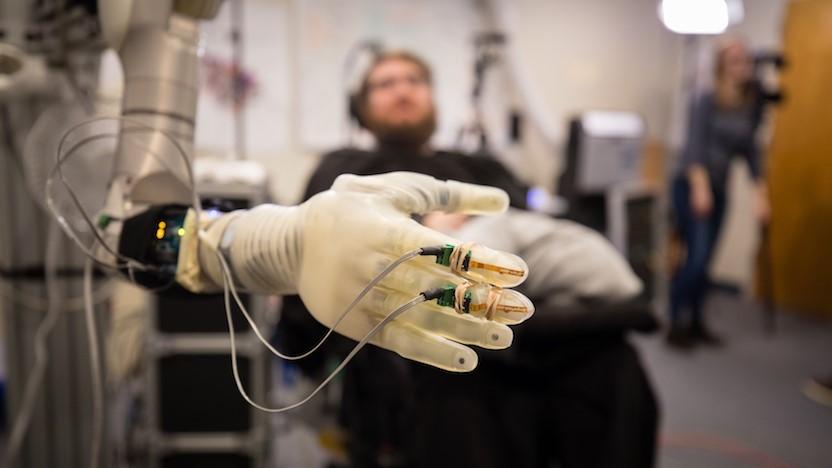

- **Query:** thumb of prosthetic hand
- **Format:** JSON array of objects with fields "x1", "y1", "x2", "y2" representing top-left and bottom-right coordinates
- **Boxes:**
[{"x1": 178, "y1": 172, "x2": 533, "y2": 372}]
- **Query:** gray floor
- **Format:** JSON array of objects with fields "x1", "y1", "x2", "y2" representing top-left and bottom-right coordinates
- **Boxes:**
[{"x1": 635, "y1": 293, "x2": 832, "y2": 468}]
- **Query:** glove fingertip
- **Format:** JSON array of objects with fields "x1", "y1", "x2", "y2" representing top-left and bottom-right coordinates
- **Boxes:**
[{"x1": 446, "y1": 181, "x2": 509, "y2": 215}]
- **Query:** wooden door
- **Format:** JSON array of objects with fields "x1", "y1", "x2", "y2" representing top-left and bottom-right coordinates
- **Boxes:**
[{"x1": 765, "y1": 0, "x2": 832, "y2": 318}]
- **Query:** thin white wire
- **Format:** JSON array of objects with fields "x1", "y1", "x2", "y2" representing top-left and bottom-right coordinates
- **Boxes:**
[
  {"x1": 45, "y1": 116, "x2": 202, "y2": 273},
  {"x1": 48, "y1": 133, "x2": 132, "y2": 267},
  {"x1": 219, "y1": 251, "x2": 425, "y2": 413},
  {"x1": 218, "y1": 245, "x2": 422, "y2": 361},
  {"x1": 53, "y1": 117, "x2": 193, "y2": 246},
  {"x1": 83, "y1": 258, "x2": 104, "y2": 468},
  {"x1": 45, "y1": 132, "x2": 147, "y2": 272},
  {"x1": 1, "y1": 222, "x2": 65, "y2": 468},
  {"x1": 52, "y1": 127, "x2": 188, "y2": 265}
]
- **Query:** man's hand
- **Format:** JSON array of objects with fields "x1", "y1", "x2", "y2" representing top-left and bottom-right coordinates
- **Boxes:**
[
  {"x1": 755, "y1": 182, "x2": 771, "y2": 224},
  {"x1": 691, "y1": 183, "x2": 713, "y2": 218}
]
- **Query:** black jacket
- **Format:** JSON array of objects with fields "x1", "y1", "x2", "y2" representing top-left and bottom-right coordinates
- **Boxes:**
[{"x1": 302, "y1": 146, "x2": 528, "y2": 208}]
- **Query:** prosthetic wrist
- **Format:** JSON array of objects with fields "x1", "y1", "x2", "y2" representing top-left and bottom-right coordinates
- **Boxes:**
[{"x1": 177, "y1": 204, "x2": 304, "y2": 295}]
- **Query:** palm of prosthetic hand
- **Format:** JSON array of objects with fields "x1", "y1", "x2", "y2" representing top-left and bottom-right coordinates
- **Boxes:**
[{"x1": 295, "y1": 172, "x2": 532, "y2": 372}]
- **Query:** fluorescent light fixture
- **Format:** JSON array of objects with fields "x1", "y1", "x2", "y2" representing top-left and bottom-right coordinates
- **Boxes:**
[
  {"x1": 659, "y1": 0, "x2": 730, "y2": 35},
  {"x1": 726, "y1": 0, "x2": 745, "y2": 25}
]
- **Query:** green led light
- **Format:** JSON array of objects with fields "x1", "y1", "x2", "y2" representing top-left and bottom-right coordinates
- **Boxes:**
[{"x1": 97, "y1": 214, "x2": 112, "y2": 229}]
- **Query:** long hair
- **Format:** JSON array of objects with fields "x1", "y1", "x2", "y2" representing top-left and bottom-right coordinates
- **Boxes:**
[{"x1": 712, "y1": 36, "x2": 753, "y2": 103}]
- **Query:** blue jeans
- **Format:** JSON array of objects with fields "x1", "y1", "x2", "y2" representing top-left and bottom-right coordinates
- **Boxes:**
[{"x1": 670, "y1": 176, "x2": 726, "y2": 325}]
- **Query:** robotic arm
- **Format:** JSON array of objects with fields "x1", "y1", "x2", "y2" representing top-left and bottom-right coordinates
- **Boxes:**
[
  {"x1": 99, "y1": 0, "x2": 211, "y2": 207},
  {"x1": 94, "y1": 0, "x2": 533, "y2": 372}
]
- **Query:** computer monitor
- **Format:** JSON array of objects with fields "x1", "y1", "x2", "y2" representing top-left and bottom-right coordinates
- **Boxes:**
[{"x1": 560, "y1": 110, "x2": 645, "y2": 196}]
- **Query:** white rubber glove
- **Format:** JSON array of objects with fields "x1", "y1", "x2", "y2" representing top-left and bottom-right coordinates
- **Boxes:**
[{"x1": 177, "y1": 172, "x2": 533, "y2": 372}]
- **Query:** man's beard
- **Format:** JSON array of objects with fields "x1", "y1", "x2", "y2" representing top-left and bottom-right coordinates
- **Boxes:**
[{"x1": 364, "y1": 109, "x2": 437, "y2": 148}]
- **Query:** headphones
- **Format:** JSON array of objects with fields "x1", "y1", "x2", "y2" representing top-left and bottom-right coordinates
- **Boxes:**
[
  {"x1": 347, "y1": 89, "x2": 367, "y2": 129},
  {"x1": 344, "y1": 40, "x2": 384, "y2": 129}
]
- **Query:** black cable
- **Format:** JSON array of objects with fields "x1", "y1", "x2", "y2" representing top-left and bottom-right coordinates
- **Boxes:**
[
  {"x1": 418, "y1": 245, "x2": 445, "y2": 257},
  {"x1": 421, "y1": 287, "x2": 446, "y2": 301}
]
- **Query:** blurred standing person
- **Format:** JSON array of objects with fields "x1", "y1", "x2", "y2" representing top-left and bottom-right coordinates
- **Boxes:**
[{"x1": 668, "y1": 38, "x2": 770, "y2": 348}]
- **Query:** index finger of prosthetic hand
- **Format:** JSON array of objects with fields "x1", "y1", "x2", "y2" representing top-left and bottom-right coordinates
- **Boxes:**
[
  {"x1": 398, "y1": 221, "x2": 529, "y2": 288},
  {"x1": 370, "y1": 259, "x2": 534, "y2": 324},
  {"x1": 332, "y1": 172, "x2": 509, "y2": 215}
]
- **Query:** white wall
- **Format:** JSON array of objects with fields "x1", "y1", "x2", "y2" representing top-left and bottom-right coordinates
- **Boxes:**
[{"x1": 508, "y1": 0, "x2": 682, "y2": 144}]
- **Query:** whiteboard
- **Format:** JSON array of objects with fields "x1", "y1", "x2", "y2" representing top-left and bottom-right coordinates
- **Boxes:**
[
  {"x1": 195, "y1": 0, "x2": 292, "y2": 156},
  {"x1": 193, "y1": 0, "x2": 479, "y2": 154}
]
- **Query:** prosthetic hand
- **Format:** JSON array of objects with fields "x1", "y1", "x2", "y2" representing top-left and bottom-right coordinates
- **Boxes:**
[{"x1": 178, "y1": 172, "x2": 533, "y2": 372}]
